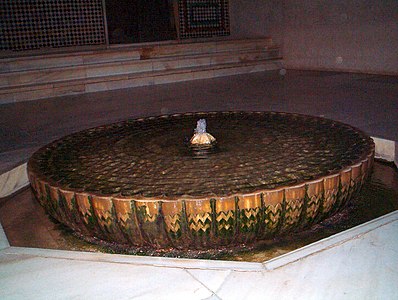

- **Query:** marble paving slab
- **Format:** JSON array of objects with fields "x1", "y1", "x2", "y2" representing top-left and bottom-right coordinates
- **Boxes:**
[{"x1": 0, "y1": 211, "x2": 396, "y2": 299}]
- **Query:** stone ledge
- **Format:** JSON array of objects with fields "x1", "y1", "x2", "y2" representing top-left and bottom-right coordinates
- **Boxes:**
[
  {"x1": 0, "y1": 59, "x2": 283, "y2": 103},
  {"x1": 0, "y1": 38, "x2": 281, "y2": 104}
]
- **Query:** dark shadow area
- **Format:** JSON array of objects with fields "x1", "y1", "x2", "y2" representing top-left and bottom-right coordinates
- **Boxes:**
[{"x1": 106, "y1": 0, "x2": 177, "y2": 44}]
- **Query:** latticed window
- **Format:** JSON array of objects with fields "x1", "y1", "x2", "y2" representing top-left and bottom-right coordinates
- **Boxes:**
[
  {"x1": 0, "y1": 0, "x2": 231, "y2": 51},
  {"x1": 0, "y1": 0, "x2": 106, "y2": 51},
  {"x1": 178, "y1": 0, "x2": 230, "y2": 39}
]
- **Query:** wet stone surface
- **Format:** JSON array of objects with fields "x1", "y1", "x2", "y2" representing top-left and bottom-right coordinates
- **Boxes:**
[{"x1": 29, "y1": 111, "x2": 373, "y2": 198}]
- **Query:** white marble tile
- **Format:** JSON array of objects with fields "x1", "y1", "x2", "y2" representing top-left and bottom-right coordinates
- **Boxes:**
[
  {"x1": 151, "y1": 44, "x2": 202, "y2": 57},
  {"x1": 85, "y1": 76, "x2": 154, "y2": 93},
  {"x1": 0, "y1": 163, "x2": 28, "y2": 198},
  {"x1": 178, "y1": 57, "x2": 212, "y2": 68},
  {"x1": 12, "y1": 87, "x2": 55, "y2": 102},
  {"x1": 0, "y1": 223, "x2": 10, "y2": 250},
  {"x1": 2, "y1": 214, "x2": 395, "y2": 299},
  {"x1": 215, "y1": 42, "x2": 258, "y2": 53},
  {"x1": 264, "y1": 211, "x2": 398, "y2": 270},
  {"x1": 187, "y1": 269, "x2": 231, "y2": 294},
  {"x1": 8, "y1": 56, "x2": 84, "y2": 72},
  {"x1": 192, "y1": 69, "x2": 215, "y2": 80},
  {"x1": 373, "y1": 136, "x2": 395, "y2": 162},
  {"x1": 213, "y1": 65, "x2": 251, "y2": 77},
  {"x1": 0, "y1": 256, "x2": 211, "y2": 300},
  {"x1": 218, "y1": 218, "x2": 398, "y2": 300},
  {"x1": 83, "y1": 50, "x2": 141, "y2": 64},
  {"x1": 213, "y1": 271, "x2": 268, "y2": 300},
  {"x1": 86, "y1": 61, "x2": 153, "y2": 77},
  {"x1": 53, "y1": 84, "x2": 85, "y2": 97},
  {"x1": 152, "y1": 59, "x2": 180, "y2": 71},
  {"x1": 152, "y1": 72, "x2": 193, "y2": 85},
  {"x1": 7, "y1": 68, "x2": 86, "y2": 86},
  {"x1": 210, "y1": 54, "x2": 241, "y2": 65}
]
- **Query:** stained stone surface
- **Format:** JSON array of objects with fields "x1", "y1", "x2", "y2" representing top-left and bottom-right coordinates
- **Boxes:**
[{"x1": 27, "y1": 111, "x2": 375, "y2": 250}]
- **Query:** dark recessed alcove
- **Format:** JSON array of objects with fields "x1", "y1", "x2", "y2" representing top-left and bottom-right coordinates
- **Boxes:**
[{"x1": 105, "y1": 0, "x2": 177, "y2": 44}]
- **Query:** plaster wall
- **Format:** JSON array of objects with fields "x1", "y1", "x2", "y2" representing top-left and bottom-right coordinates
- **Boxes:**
[{"x1": 230, "y1": 0, "x2": 398, "y2": 74}]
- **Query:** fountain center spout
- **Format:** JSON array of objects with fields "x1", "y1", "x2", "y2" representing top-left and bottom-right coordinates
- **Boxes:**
[{"x1": 190, "y1": 119, "x2": 216, "y2": 146}]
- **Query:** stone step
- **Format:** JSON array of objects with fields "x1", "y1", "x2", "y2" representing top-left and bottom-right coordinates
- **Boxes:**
[
  {"x1": 0, "y1": 58, "x2": 283, "y2": 103},
  {"x1": 0, "y1": 38, "x2": 274, "y2": 73},
  {"x1": 0, "y1": 48, "x2": 280, "y2": 88},
  {"x1": 137, "y1": 38, "x2": 274, "y2": 59},
  {"x1": 0, "y1": 38, "x2": 282, "y2": 103},
  {"x1": 0, "y1": 49, "x2": 140, "y2": 74}
]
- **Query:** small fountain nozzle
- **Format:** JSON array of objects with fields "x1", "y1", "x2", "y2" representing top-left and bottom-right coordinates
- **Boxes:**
[{"x1": 190, "y1": 119, "x2": 216, "y2": 145}]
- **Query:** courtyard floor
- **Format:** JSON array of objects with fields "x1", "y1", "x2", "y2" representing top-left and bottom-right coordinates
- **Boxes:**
[{"x1": 0, "y1": 70, "x2": 397, "y2": 299}]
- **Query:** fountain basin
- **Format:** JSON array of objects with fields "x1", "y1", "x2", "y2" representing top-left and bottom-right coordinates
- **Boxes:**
[{"x1": 27, "y1": 112, "x2": 374, "y2": 250}]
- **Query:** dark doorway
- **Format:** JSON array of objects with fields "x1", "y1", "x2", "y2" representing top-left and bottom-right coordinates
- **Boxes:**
[{"x1": 105, "y1": 0, "x2": 177, "y2": 44}]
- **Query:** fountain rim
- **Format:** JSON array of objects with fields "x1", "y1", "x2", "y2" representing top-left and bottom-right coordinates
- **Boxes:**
[{"x1": 27, "y1": 110, "x2": 375, "y2": 202}]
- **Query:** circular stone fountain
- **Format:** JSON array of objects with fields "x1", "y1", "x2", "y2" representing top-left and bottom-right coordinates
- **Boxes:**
[{"x1": 28, "y1": 112, "x2": 374, "y2": 250}]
